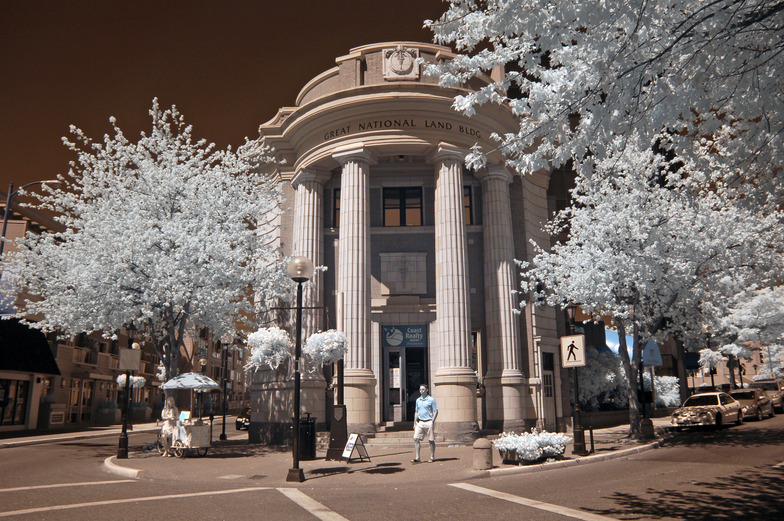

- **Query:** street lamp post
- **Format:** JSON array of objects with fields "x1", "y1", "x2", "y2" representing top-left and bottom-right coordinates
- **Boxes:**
[
  {"x1": 1, "y1": 180, "x2": 62, "y2": 259},
  {"x1": 286, "y1": 256, "x2": 314, "y2": 483},
  {"x1": 117, "y1": 325, "x2": 140, "y2": 459},
  {"x1": 220, "y1": 342, "x2": 228, "y2": 441},
  {"x1": 565, "y1": 304, "x2": 588, "y2": 456}
]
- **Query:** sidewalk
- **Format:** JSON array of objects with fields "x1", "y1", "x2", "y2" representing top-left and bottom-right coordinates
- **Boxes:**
[
  {"x1": 100, "y1": 417, "x2": 670, "y2": 487},
  {"x1": 2, "y1": 417, "x2": 670, "y2": 487}
]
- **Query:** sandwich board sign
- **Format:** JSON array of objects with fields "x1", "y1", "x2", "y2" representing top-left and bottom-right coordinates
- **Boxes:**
[
  {"x1": 341, "y1": 433, "x2": 371, "y2": 462},
  {"x1": 561, "y1": 334, "x2": 586, "y2": 368}
]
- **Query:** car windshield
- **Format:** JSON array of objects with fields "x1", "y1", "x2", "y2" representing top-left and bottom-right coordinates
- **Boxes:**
[
  {"x1": 750, "y1": 382, "x2": 777, "y2": 391},
  {"x1": 730, "y1": 391, "x2": 755, "y2": 400},
  {"x1": 683, "y1": 395, "x2": 719, "y2": 407}
]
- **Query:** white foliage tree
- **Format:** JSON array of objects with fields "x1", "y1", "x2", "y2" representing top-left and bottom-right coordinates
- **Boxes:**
[
  {"x1": 3, "y1": 100, "x2": 289, "y2": 384},
  {"x1": 720, "y1": 285, "x2": 784, "y2": 378},
  {"x1": 518, "y1": 135, "x2": 782, "y2": 437},
  {"x1": 427, "y1": 0, "x2": 783, "y2": 207},
  {"x1": 578, "y1": 346, "x2": 628, "y2": 411}
]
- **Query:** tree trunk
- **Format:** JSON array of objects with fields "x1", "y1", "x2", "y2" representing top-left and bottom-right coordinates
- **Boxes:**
[{"x1": 616, "y1": 318, "x2": 642, "y2": 439}]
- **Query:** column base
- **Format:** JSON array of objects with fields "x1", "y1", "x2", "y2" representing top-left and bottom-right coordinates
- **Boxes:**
[
  {"x1": 433, "y1": 369, "x2": 478, "y2": 441},
  {"x1": 344, "y1": 369, "x2": 377, "y2": 434}
]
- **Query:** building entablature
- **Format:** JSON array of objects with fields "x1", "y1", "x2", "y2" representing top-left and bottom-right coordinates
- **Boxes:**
[{"x1": 259, "y1": 42, "x2": 518, "y2": 178}]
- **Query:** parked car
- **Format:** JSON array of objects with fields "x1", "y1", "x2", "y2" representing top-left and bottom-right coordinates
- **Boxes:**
[
  {"x1": 729, "y1": 388, "x2": 775, "y2": 421},
  {"x1": 748, "y1": 379, "x2": 784, "y2": 412},
  {"x1": 235, "y1": 407, "x2": 251, "y2": 430},
  {"x1": 670, "y1": 392, "x2": 743, "y2": 430}
]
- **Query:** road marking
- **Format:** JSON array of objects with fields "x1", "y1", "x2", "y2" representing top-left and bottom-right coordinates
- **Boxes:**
[
  {"x1": 0, "y1": 479, "x2": 135, "y2": 494},
  {"x1": 0, "y1": 486, "x2": 270, "y2": 518},
  {"x1": 450, "y1": 483, "x2": 620, "y2": 521},
  {"x1": 277, "y1": 488, "x2": 350, "y2": 521}
]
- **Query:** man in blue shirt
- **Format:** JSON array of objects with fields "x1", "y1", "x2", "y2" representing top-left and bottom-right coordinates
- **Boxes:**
[{"x1": 412, "y1": 384, "x2": 438, "y2": 463}]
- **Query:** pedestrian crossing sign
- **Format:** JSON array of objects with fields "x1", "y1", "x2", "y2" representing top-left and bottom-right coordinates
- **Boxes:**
[{"x1": 561, "y1": 334, "x2": 586, "y2": 368}]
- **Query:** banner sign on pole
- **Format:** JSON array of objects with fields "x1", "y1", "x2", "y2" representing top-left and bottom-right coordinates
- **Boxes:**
[
  {"x1": 561, "y1": 334, "x2": 586, "y2": 368},
  {"x1": 642, "y1": 339, "x2": 663, "y2": 367}
]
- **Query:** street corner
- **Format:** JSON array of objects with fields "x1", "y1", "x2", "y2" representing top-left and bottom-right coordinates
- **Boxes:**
[{"x1": 102, "y1": 456, "x2": 142, "y2": 479}]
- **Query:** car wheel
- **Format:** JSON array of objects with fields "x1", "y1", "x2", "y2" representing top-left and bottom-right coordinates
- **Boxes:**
[
  {"x1": 770, "y1": 407, "x2": 775, "y2": 418},
  {"x1": 715, "y1": 414, "x2": 723, "y2": 428},
  {"x1": 735, "y1": 411, "x2": 743, "y2": 425},
  {"x1": 756, "y1": 408, "x2": 764, "y2": 421}
]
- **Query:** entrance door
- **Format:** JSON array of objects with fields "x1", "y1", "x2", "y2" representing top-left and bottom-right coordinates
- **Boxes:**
[{"x1": 383, "y1": 346, "x2": 428, "y2": 422}]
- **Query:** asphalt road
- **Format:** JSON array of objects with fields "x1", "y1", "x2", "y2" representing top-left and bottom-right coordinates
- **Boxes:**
[{"x1": 2, "y1": 415, "x2": 783, "y2": 520}]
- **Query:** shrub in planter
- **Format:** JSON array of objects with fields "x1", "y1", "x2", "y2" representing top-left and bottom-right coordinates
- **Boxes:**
[{"x1": 494, "y1": 429, "x2": 572, "y2": 464}]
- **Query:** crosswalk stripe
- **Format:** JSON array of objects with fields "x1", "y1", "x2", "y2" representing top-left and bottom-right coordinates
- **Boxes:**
[
  {"x1": 277, "y1": 488, "x2": 350, "y2": 521},
  {"x1": 0, "y1": 480, "x2": 135, "y2": 494},
  {"x1": 0, "y1": 486, "x2": 269, "y2": 518},
  {"x1": 450, "y1": 482, "x2": 620, "y2": 521}
]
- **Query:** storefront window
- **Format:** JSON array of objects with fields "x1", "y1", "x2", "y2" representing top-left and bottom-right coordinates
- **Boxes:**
[
  {"x1": 383, "y1": 187, "x2": 422, "y2": 226},
  {"x1": 0, "y1": 379, "x2": 29, "y2": 426}
]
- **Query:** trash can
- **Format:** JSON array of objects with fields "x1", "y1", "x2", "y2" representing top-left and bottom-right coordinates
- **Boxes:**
[{"x1": 298, "y1": 413, "x2": 317, "y2": 460}]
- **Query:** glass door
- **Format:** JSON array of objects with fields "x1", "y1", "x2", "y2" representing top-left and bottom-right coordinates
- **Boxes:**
[{"x1": 383, "y1": 347, "x2": 405, "y2": 422}]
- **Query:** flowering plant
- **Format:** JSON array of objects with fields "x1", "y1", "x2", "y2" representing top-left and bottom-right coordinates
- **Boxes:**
[
  {"x1": 303, "y1": 330, "x2": 348, "y2": 367},
  {"x1": 116, "y1": 374, "x2": 146, "y2": 388},
  {"x1": 245, "y1": 326, "x2": 292, "y2": 371},
  {"x1": 494, "y1": 429, "x2": 571, "y2": 462}
]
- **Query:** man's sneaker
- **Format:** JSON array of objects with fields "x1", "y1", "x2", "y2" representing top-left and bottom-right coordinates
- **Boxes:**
[{"x1": 411, "y1": 458, "x2": 420, "y2": 463}]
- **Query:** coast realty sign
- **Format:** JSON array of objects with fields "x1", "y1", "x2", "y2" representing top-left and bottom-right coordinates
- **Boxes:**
[
  {"x1": 382, "y1": 325, "x2": 427, "y2": 348},
  {"x1": 323, "y1": 118, "x2": 483, "y2": 141}
]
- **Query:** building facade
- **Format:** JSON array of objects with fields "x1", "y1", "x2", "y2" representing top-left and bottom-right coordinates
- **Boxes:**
[{"x1": 249, "y1": 42, "x2": 570, "y2": 442}]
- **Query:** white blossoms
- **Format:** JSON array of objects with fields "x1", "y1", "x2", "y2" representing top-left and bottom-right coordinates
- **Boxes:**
[
  {"x1": 245, "y1": 327, "x2": 348, "y2": 372},
  {"x1": 494, "y1": 429, "x2": 572, "y2": 462},
  {"x1": 302, "y1": 330, "x2": 348, "y2": 367},
  {"x1": 245, "y1": 327, "x2": 293, "y2": 371},
  {"x1": 116, "y1": 374, "x2": 146, "y2": 389}
]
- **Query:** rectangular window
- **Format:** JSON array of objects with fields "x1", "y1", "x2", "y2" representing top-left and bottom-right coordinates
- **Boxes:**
[
  {"x1": 464, "y1": 186, "x2": 473, "y2": 225},
  {"x1": 333, "y1": 188, "x2": 341, "y2": 228},
  {"x1": 383, "y1": 187, "x2": 422, "y2": 226}
]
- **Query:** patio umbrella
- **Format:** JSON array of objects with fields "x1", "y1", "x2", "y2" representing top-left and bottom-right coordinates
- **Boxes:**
[{"x1": 161, "y1": 372, "x2": 219, "y2": 392}]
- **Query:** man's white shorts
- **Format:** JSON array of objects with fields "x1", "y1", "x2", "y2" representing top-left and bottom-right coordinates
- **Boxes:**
[{"x1": 413, "y1": 419, "x2": 435, "y2": 441}]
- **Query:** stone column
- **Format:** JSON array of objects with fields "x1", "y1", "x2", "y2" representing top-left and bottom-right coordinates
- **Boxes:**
[
  {"x1": 291, "y1": 168, "x2": 331, "y2": 423},
  {"x1": 333, "y1": 145, "x2": 376, "y2": 433},
  {"x1": 477, "y1": 165, "x2": 525, "y2": 432},
  {"x1": 430, "y1": 143, "x2": 477, "y2": 441}
]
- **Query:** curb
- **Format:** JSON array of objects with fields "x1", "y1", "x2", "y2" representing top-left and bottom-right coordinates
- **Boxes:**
[
  {"x1": 102, "y1": 456, "x2": 142, "y2": 479},
  {"x1": 469, "y1": 440, "x2": 661, "y2": 479}
]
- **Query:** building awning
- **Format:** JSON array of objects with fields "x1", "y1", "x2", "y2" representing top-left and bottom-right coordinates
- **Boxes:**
[{"x1": 0, "y1": 318, "x2": 61, "y2": 375}]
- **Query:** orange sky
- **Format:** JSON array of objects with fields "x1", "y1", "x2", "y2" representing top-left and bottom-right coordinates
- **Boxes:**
[{"x1": 0, "y1": 0, "x2": 447, "y2": 194}]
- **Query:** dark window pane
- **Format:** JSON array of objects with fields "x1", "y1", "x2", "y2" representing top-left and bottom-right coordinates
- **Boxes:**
[
  {"x1": 333, "y1": 188, "x2": 341, "y2": 228},
  {"x1": 464, "y1": 186, "x2": 473, "y2": 225}
]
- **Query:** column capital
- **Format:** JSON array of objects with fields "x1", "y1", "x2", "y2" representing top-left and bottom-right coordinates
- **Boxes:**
[
  {"x1": 474, "y1": 164, "x2": 514, "y2": 185},
  {"x1": 332, "y1": 144, "x2": 377, "y2": 166},
  {"x1": 292, "y1": 168, "x2": 331, "y2": 188},
  {"x1": 426, "y1": 142, "x2": 468, "y2": 164}
]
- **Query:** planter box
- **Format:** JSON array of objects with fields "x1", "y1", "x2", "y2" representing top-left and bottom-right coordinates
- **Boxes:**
[
  {"x1": 129, "y1": 407, "x2": 151, "y2": 423},
  {"x1": 95, "y1": 409, "x2": 121, "y2": 425}
]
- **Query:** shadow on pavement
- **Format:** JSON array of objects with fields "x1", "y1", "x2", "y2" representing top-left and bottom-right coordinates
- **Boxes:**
[
  {"x1": 587, "y1": 465, "x2": 784, "y2": 521},
  {"x1": 660, "y1": 425, "x2": 784, "y2": 448}
]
